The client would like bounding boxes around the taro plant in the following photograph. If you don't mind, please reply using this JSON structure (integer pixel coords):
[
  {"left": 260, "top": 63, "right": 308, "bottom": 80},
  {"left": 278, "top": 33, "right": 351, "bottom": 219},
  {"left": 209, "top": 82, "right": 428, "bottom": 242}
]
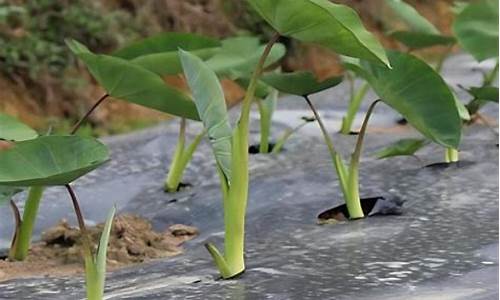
[
  {"left": 0, "top": 133, "right": 114, "bottom": 300},
  {"left": 262, "top": 52, "right": 462, "bottom": 218},
  {"left": 375, "top": 0, "right": 499, "bottom": 163}
]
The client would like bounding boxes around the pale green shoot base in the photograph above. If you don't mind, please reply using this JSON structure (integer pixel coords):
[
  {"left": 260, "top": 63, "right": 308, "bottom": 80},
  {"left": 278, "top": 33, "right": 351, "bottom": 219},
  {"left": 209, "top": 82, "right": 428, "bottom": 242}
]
[
  {"left": 9, "top": 186, "right": 44, "bottom": 261},
  {"left": 445, "top": 148, "right": 459, "bottom": 163},
  {"left": 164, "top": 118, "right": 205, "bottom": 192}
]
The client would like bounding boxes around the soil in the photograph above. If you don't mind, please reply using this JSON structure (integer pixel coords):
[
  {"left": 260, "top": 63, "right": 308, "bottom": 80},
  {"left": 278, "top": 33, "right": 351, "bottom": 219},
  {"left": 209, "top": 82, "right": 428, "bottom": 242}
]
[{"left": 0, "top": 215, "right": 198, "bottom": 282}]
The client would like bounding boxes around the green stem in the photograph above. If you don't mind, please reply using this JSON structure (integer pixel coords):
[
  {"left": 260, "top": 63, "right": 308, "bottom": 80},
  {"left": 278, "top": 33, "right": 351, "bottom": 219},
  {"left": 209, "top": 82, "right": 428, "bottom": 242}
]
[
  {"left": 9, "top": 186, "right": 44, "bottom": 260},
  {"left": 445, "top": 147, "right": 459, "bottom": 163},
  {"left": 257, "top": 99, "right": 271, "bottom": 153},
  {"left": 340, "top": 82, "right": 370, "bottom": 134},
  {"left": 164, "top": 118, "right": 187, "bottom": 192},
  {"left": 347, "top": 100, "right": 380, "bottom": 219},
  {"left": 484, "top": 60, "right": 499, "bottom": 86},
  {"left": 303, "top": 95, "right": 349, "bottom": 195},
  {"left": 65, "top": 184, "right": 100, "bottom": 300},
  {"left": 208, "top": 32, "right": 281, "bottom": 279}
]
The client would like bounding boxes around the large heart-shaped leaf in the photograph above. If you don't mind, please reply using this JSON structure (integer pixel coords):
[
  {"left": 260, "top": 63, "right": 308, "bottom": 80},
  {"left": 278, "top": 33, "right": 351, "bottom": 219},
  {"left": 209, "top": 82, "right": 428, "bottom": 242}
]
[
  {"left": 453, "top": 0, "right": 499, "bottom": 61},
  {"left": 359, "top": 51, "right": 462, "bottom": 148},
  {"left": 0, "top": 135, "right": 109, "bottom": 186},
  {"left": 261, "top": 71, "right": 343, "bottom": 96},
  {"left": 206, "top": 36, "right": 286, "bottom": 78},
  {"left": 113, "top": 33, "right": 221, "bottom": 76},
  {"left": 0, "top": 113, "right": 38, "bottom": 141},
  {"left": 67, "top": 40, "right": 200, "bottom": 121},
  {"left": 248, "top": 0, "right": 390, "bottom": 67},
  {"left": 179, "top": 50, "right": 233, "bottom": 181}
]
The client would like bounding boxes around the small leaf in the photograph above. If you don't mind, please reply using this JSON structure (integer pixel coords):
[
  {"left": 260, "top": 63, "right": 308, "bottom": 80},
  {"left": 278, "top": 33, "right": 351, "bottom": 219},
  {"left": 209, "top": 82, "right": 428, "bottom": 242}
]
[
  {"left": 453, "top": 0, "right": 499, "bottom": 61},
  {"left": 67, "top": 40, "right": 200, "bottom": 120},
  {"left": 95, "top": 206, "right": 116, "bottom": 296},
  {"left": 360, "top": 51, "right": 462, "bottom": 148},
  {"left": 206, "top": 36, "right": 286, "bottom": 78},
  {"left": 384, "top": 0, "right": 440, "bottom": 34},
  {"left": 0, "top": 113, "right": 38, "bottom": 141},
  {"left": 467, "top": 86, "right": 499, "bottom": 103},
  {"left": 0, "top": 135, "right": 109, "bottom": 186},
  {"left": 261, "top": 71, "right": 343, "bottom": 96},
  {"left": 112, "top": 33, "right": 221, "bottom": 76},
  {"left": 389, "top": 31, "right": 456, "bottom": 49},
  {"left": 376, "top": 138, "right": 427, "bottom": 159},
  {"left": 179, "top": 50, "right": 233, "bottom": 182},
  {"left": 454, "top": 95, "right": 471, "bottom": 121},
  {"left": 248, "top": 0, "right": 390, "bottom": 66}
]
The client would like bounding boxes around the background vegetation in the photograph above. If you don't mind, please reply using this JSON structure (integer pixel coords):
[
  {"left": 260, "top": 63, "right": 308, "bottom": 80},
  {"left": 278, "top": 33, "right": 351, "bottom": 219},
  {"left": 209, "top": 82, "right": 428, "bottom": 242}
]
[{"left": 0, "top": 0, "right": 456, "bottom": 136}]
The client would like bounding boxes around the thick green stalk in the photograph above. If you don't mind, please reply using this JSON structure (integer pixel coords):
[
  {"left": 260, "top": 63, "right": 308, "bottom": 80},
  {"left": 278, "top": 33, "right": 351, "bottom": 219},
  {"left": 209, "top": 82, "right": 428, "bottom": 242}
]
[
  {"left": 346, "top": 100, "right": 380, "bottom": 219},
  {"left": 257, "top": 99, "right": 272, "bottom": 153},
  {"left": 445, "top": 147, "right": 459, "bottom": 163},
  {"left": 340, "top": 82, "right": 370, "bottom": 135},
  {"left": 9, "top": 186, "right": 44, "bottom": 260},
  {"left": 303, "top": 95, "right": 349, "bottom": 195},
  {"left": 207, "top": 32, "right": 281, "bottom": 279}
]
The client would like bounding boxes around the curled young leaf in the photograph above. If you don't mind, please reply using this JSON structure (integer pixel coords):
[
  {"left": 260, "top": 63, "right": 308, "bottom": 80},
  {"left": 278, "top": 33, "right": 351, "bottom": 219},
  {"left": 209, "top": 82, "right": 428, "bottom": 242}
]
[{"left": 179, "top": 49, "right": 233, "bottom": 182}]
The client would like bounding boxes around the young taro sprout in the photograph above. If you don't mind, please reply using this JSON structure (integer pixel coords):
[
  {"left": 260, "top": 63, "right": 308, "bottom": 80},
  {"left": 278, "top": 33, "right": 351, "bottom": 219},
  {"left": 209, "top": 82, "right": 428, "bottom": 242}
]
[
  {"left": 265, "top": 52, "right": 462, "bottom": 219},
  {"left": 177, "top": 31, "right": 284, "bottom": 278},
  {"left": 0, "top": 134, "right": 114, "bottom": 300}
]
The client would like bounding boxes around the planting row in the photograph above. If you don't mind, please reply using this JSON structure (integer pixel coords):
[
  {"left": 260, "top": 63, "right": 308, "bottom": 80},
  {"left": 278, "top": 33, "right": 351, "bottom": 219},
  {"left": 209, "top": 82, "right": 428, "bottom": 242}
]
[{"left": 0, "top": 0, "right": 498, "bottom": 299}]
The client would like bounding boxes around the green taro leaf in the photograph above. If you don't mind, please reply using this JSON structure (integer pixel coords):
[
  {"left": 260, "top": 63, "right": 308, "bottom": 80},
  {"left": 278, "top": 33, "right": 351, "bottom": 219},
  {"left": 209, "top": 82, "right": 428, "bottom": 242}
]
[
  {"left": 113, "top": 32, "right": 221, "bottom": 76},
  {"left": 453, "top": 0, "right": 499, "bottom": 61},
  {"left": 468, "top": 86, "right": 499, "bottom": 103},
  {"left": 384, "top": 0, "right": 440, "bottom": 34},
  {"left": 248, "top": 0, "right": 390, "bottom": 67},
  {"left": 0, "top": 135, "right": 109, "bottom": 186},
  {"left": 359, "top": 51, "right": 462, "bottom": 148},
  {"left": 389, "top": 31, "right": 456, "bottom": 49},
  {"left": 376, "top": 138, "right": 427, "bottom": 159},
  {"left": 179, "top": 50, "right": 233, "bottom": 182},
  {"left": 67, "top": 40, "right": 200, "bottom": 121},
  {"left": 0, "top": 186, "right": 23, "bottom": 206},
  {"left": 206, "top": 36, "right": 286, "bottom": 78},
  {"left": 235, "top": 77, "right": 271, "bottom": 99},
  {"left": 0, "top": 113, "right": 38, "bottom": 141},
  {"left": 261, "top": 71, "right": 343, "bottom": 96}
]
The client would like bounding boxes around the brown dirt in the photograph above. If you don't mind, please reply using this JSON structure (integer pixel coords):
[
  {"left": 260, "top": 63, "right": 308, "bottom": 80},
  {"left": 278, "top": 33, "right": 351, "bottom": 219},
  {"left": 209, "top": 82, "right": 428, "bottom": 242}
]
[{"left": 0, "top": 215, "right": 198, "bottom": 282}]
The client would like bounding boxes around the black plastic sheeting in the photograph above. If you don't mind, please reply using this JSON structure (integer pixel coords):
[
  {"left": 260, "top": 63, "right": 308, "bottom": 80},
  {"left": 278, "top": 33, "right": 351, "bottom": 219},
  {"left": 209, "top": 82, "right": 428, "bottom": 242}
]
[{"left": 0, "top": 54, "right": 498, "bottom": 299}]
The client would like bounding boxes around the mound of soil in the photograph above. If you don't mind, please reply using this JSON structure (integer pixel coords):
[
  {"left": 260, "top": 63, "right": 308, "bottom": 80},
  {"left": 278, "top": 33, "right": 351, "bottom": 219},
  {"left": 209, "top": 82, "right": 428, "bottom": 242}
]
[{"left": 0, "top": 215, "right": 198, "bottom": 282}]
